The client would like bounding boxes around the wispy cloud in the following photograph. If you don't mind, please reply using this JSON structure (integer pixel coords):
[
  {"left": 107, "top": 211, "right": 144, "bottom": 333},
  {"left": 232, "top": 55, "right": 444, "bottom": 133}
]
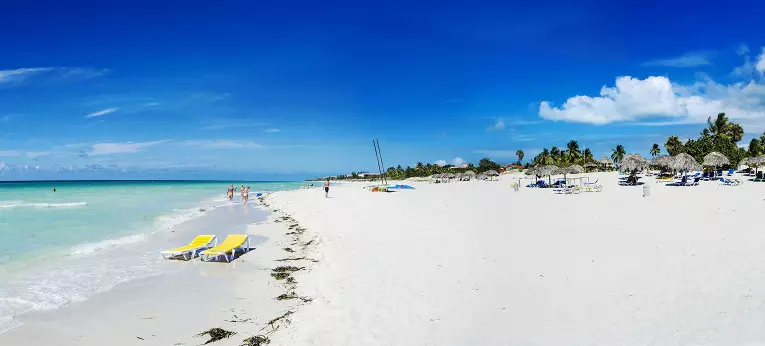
[
  {"left": 434, "top": 159, "right": 447, "bottom": 166},
  {"left": 486, "top": 119, "right": 505, "bottom": 131},
  {"left": 474, "top": 150, "right": 517, "bottom": 158},
  {"left": 641, "top": 52, "right": 712, "bottom": 68},
  {"left": 143, "top": 102, "right": 160, "bottom": 107},
  {"left": 512, "top": 134, "right": 536, "bottom": 142},
  {"left": 264, "top": 128, "right": 281, "bottom": 133},
  {"left": 201, "top": 118, "right": 268, "bottom": 130},
  {"left": 88, "top": 140, "right": 169, "bottom": 156},
  {"left": 452, "top": 157, "right": 466, "bottom": 166},
  {"left": 182, "top": 140, "right": 264, "bottom": 149},
  {"left": 0, "top": 68, "right": 54, "bottom": 84},
  {"left": 0, "top": 150, "right": 22, "bottom": 157},
  {"left": 85, "top": 108, "right": 120, "bottom": 118},
  {"left": 0, "top": 67, "right": 107, "bottom": 85}
]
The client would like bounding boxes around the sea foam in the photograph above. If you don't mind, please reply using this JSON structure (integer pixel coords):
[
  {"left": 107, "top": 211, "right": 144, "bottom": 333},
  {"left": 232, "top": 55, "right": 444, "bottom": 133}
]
[{"left": 0, "top": 200, "right": 87, "bottom": 209}]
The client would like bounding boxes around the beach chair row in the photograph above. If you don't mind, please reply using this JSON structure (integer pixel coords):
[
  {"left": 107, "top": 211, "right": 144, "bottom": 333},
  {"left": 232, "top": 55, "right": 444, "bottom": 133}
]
[{"left": 160, "top": 234, "right": 251, "bottom": 262}]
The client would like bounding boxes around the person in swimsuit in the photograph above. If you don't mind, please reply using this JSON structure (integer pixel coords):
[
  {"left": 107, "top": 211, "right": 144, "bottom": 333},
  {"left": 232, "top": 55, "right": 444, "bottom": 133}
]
[
  {"left": 323, "top": 179, "right": 330, "bottom": 198},
  {"left": 243, "top": 186, "right": 250, "bottom": 204},
  {"left": 227, "top": 184, "right": 234, "bottom": 201}
]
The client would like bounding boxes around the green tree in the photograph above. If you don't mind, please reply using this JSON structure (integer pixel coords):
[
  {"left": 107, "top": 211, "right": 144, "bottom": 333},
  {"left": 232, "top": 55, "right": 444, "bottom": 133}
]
[
  {"left": 583, "top": 148, "right": 594, "bottom": 163},
  {"left": 665, "top": 136, "right": 683, "bottom": 156},
  {"left": 727, "top": 123, "right": 744, "bottom": 143},
  {"left": 516, "top": 149, "right": 524, "bottom": 164},
  {"left": 707, "top": 113, "right": 730, "bottom": 139},
  {"left": 611, "top": 144, "right": 626, "bottom": 164},
  {"left": 550, "top": 146, "right": 561, "bottom": 164},
  {"left": 749, "top": 138, "right": 762, "bottom": 157},
  {"left": 650, "top": 143, "right": 660, "bottom": 157},
  {"left": 566, "top": 140, "right": 581, "bottom": 163},
  {"left": 477, "top": 157, "right": 500, "bottom": 173},
  {"left": 534, "top": 148, "right": 553, "bottom": 166}
]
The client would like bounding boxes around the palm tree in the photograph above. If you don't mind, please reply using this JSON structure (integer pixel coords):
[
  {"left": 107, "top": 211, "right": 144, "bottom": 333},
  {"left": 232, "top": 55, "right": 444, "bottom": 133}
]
[
  {"left": 583, "top": 148, "right": 593, "bottom": 163},
  {"left": 650, "top": 143, "right": 660, "bottom": 157},
  {"left": 516, "top": 149, "right": 524, "bottom": 164},
  {"left": 566, "top": 140, "right": 581, "bottom": 163},
  {"left": 708, "top": 113, "right": 729, "bottom": 138},
  {"left": 611, "top": 144, "right": 626, "bottom": 164},
  {"left": 536, "top": 148, "right": 553, "bottom": 166},
  {"left": 727, "top": 123, "right": 744, "bottom": 142},
  {"left": 665, "top": 136, "right": 683, "bottom": 156},
  {"left": 550, "top": 146, "right": 561, "bottom": 164}
]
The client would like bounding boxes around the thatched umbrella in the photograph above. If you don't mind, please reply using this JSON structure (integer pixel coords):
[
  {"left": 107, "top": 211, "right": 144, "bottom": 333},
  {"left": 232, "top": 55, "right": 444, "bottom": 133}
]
[
  {"left": 650, "top": 155, "right": 674, "bottom": 168},
  {"left": 463, "top": 170, "right": 476, "bottom": 176},
  {"left": 554, "top": 165, "right": 584, "bottom": 185},
  {"left": 670, "top": 153, "right": 702, "bottom": 172},
  {"left": 703, "top": 152, "right": 729, "bottom": 168},
  {"left": 582, "top": 161, "right": 598, "bottom": 172},
  {"left": 525, "top": 166, "right": 540, "bottom": 176},
  {"left": 598, "top": 157, "right": 613, "bottom": 166},
  {"left": 483, "top": 169, "right": 499, "bottom": 181},
  {"left": 619, "top": 154, "right": 649, "bottom": 173},
  {"left": 535, "top": 165, "right": 559, "bottom": 185}
]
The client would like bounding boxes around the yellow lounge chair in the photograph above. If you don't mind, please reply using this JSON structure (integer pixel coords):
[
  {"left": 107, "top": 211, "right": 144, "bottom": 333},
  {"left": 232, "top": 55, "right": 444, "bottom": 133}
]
[
  {"left": 199, "top": 234, "right": 251, "bottom": 262},
  {"left": 161, "top": 235, "right": 217, "bottom": 260}
]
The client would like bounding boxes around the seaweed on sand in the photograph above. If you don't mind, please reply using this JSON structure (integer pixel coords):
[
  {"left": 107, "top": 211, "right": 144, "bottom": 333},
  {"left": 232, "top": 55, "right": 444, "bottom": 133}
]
[
  {"left": 282, "top": 247, "right": 295, "bottom": 253},
  {"left": 196, "top": 328, "right": 236, "bottom": 344},
  {"left": 265, "top": 311, "right": 293, "bottom": 331},
  {"left": 272, "top": 266, "right": 305, "bottom": 273},
  {"left": 270, "top": 272, "right": 290, "bottom": 280},
  {"left": 241, "top": 335, "right": 270, "bottom": 345}
]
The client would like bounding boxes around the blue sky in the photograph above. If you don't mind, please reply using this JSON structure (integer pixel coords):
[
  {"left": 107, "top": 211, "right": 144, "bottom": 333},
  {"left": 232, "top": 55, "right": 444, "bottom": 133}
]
[{"left": 2, "top": 1, "right": 765, "bottom": 180}]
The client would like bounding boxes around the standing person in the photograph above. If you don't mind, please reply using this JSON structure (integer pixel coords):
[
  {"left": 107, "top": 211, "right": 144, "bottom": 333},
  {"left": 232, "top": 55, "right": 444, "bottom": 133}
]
[
  {"left": 227, "top": 184, "right": 234, "bottom": 201},
  {"left": 243, "top": 186, "right": 250, "bottom": 204},
  {"left": 323, "top": 179, "right": 330, "bottom": 198}
]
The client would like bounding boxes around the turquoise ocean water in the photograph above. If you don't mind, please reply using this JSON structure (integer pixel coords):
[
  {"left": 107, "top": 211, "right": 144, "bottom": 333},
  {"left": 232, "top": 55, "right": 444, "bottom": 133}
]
[{"left": 0, "top": 180, "right": 303, "bottom": 333}]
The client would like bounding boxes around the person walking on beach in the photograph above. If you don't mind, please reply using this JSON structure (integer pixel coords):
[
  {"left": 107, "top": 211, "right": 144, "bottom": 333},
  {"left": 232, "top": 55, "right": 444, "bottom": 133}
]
[
  {"left": 243, "top": 186, "right": 250, "bottom": 204},
  {"left": 323, "top": 179, "right": 330, "bottom": 198},
  {"left": 227, "top": 184, "right": 234, "bottom": 201}
]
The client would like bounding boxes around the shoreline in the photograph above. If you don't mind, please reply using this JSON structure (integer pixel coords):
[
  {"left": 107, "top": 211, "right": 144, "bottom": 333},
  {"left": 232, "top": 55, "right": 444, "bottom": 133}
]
[{"left": 0, "top": 189, "right": 321, "bottom": 345}]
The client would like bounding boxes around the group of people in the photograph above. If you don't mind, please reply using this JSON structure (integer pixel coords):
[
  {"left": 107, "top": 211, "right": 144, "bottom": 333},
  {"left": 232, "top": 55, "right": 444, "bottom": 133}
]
[{"left": 227, "top": 184, "right": 251, "bottom": 203}]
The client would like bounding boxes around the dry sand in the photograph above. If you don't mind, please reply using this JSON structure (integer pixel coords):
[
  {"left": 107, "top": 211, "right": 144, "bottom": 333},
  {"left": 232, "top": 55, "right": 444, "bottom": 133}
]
[
  {"left": 4, "top": 172, "right": 765, "bottom": 345},
  {"left": 267, "top": 173, "right": 765, "bottom": 345}
]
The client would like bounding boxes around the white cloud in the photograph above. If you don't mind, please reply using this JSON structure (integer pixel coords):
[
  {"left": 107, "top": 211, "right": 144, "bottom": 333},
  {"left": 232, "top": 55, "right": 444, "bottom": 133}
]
[
  {"left": 452, "top": 157, "right": 466, "bottom": 166},
  {"left": 0, "top": 67, "right": 106, "bottom": 85},
  {"left": 264, "top": 128, "right": 281, "bottom": 133},
  {"left": 182, "top": 140, "right": 264, "bottom": 149},
  {"left": 85, "top": 108, "right": 119, "bottom": 118},
  {"left": 539, "top": 69, "right": 765, "bottom": 128},
  {"left": 143, "top": 102, "right": 160, "bottom": 107},
  {"left": 434, "top": 160, "right": 447, "bottom": 166},
  {"left": 88, "top": 140, "right": 168, "bottom": 156},
  {"left": 641, "top": 52, "right": 712, "bottom": 68},
  {"left": 0, "top": 150, "right": 22, "bottom": 157},
  {"left": 487, "top": 119, "right": 505, "bottom": 131},
  {"left": 26, "top": 151, "right": 52, "bottom": 159},
  {"left": 756, "top": 47, "right": 765, "bottom": 75},
  {"left": 0, "top": 68, "right": 54, "bottom": 84}
]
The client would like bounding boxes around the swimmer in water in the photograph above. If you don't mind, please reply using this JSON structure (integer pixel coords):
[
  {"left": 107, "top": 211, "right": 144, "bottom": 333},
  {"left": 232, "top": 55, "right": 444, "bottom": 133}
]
[
  {"left": 52, "top": 188, "right": 56, "bottom": 192},
  {"left": 227, "top": 184, "right": 234, "bottom": 201}
]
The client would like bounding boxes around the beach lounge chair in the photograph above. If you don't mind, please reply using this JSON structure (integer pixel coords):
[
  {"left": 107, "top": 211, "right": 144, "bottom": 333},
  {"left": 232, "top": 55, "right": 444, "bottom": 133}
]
[
  {"left": 161, "top": 235, "right": 217, "bottom": 260},
  {"left": 199, "top": 234, "right": 251, "bottom": 262},
  {"left": 728, "top": 168, "right": 735, "bottom": 176},
  {"left": 720, "top": 178, "right": 741, "bottom": 186}
]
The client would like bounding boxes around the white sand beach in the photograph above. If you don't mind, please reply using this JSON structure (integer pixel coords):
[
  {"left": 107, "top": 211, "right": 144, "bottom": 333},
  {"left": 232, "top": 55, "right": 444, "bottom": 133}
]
[{"left": 4, "top": 172, "right": 765, "bottom": 345}]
